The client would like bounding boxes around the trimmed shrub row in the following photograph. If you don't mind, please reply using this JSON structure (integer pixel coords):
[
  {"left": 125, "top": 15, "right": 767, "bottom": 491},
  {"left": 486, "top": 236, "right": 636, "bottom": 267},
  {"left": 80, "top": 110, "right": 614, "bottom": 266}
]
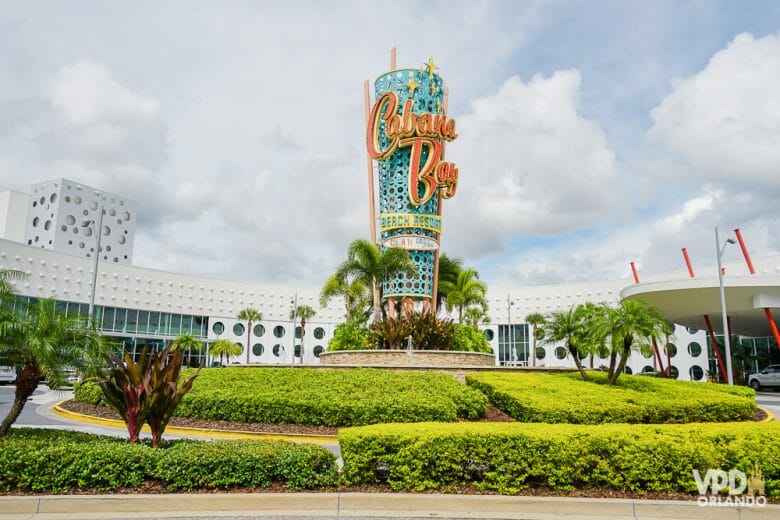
[
  {"left": 466, "top": 372, "right": 756, "bottom": 424},
  {"left": 75, "top": 367, "right": 488, "bottom": 426},
  {"left": 0, "top": 429, "right": 337, "bottom": 493},
  {"left": 339, "top": 421, "right": 780, "bottom": 497}
]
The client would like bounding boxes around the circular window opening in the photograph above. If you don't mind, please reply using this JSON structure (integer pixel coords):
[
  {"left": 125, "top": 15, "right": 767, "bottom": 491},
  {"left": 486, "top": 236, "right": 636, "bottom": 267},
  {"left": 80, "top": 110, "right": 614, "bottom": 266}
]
[
  {"left": 535, "top": 346, "right": 546, "bottom": 360},
  {"left": 484, "top": 329, "right": 494, "bottom": 341},
  {"left": 118, "top": 235, "right": 126, "bottom": 245},
  {"left": 65, "top": 215, "right": 76, "bottom": 225},
  {"left": 60, "top": 225, "right": 67, "bottom": 232},
  {"left": 624, "top": 366, "right": 633, "bottom": 375},
  {"left": 687, "top": 342, "right": 702, "bottom": 357},
  {"left": 65, "top": 196, "right": 71, "bottom": 203},
  {"left": 89, "top": 200, "right": 97, "bottom": 210},
  {"left": 294, "top": 345, "right": 302, "bottom": 357},
  {"left": 123, "top": 211, "right": 131, "bottom": 221},
  {"left": 82, "top": 209, "right": 88, "bottom": 216},
  {"left": 273, "top": 326, "right": 285, "bottom": 338},
  {"left": 664, "top": 343, "right": 678, "bottom": 358},
  {"left": 83, "top": 227, "right": 92, "bottom": 237},
  {"left": 32, "top": 217, "right": 39, "bottom": 227},
  {"left": 272, "top": 344, "right": 284, "bottom": 357},
  {"left": 686, "top": 327, "right": 699, "bottom": 335},
  {"left": 233, "top": 323, "right": 245, "bottom": 336},
  {"left": 74, "top": 196, "right": 82, "bottom": 205},
  {"left": 313, "top": 327, "right": 325, "bottom": 340},
  {"left": 642, "top": 365, "right": 654, "bottom": 373},
  {"left": 102, "top": 225, "right": 110, "bottom": 236},
  {"left": 554, "top": 346, "right": 566, "bottom": 360},
  {"left": 39, "top": 196, "right": 45, "bottom": 205},
  {"left": 253, "top": 324, "right": 265, "bottom": 337},
  {"left": 313, "top": 346, "right": 324, "bottom": 358},
  {"left": 78, "top": 242, "right": 85, "bottom": 249},
  {"left": 689, "top": 365, "right": 704, "bottom": 381},
  {"left": 234, "top": 343, "right": 244, "bottom": 355},
  {"left": 50, "top": 193, "right": 57, "bottom": 203},
  {"left": 669, "top": 366, "right": 679, "bottom": 379},
  {"left": 109, "top": 208, "right": 116, "bottom": 216},
  {"left": 212, "top": 321, "right": 225, "bottom": 335},
  {"left": 295, "top": 326, "right": 303, "bottom": 339},
  {"left": 252, "top": 343, "right": 264, "bottom": 356}
]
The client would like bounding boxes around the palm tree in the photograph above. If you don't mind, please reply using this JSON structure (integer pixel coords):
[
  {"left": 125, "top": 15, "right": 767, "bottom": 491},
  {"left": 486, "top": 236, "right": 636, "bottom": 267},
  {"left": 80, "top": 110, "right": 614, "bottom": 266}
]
[
  {"left": 540, "top": 306, "right": 592, "bottom": 381},
  {"left": 237, "top": 308, "right": 262, "bottom": 364},
  {"left": 320, "top": 273, "right": 372, "bottom": 322},
  {"left": 435, "top": 253, "right": 462, "bottom": 312},
  {"left": 209, "top": 339, "right": 242, "bottom": 366},
  {"left": 171, "top": 333, "right": 204, "bottom": 367},
  {"left": 336, "top": 239, "right": 417, "bottom": 322},
  {"left": 0, "top": 298, "right": 106, "bottom": 436},
  {"left": 525, "top": 312, "right": 546, "bottom": 368},
  {"left": 290, "top": 305, "right": 316, "bottom": 363},
  {"left": 602, "top": 299, "right": 666, "bottom": 385},
  {"left": 439, "top": 268, "right": 488, "bottom": 323},
  {"left": 463, "top": 307, "right": 490, "bottom": 327},
  {"left": 0, "top": 269, "right": 24, "bottom": 303}
]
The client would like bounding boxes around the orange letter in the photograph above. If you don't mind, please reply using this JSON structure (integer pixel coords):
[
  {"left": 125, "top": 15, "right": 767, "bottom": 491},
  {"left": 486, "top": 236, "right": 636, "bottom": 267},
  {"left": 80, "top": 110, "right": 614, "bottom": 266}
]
[
  {"left": 400, "top": 137, "right": 442, "bottom": 205},
  {"left": 366, "top": 92, "right": 399, "bottom": 160}
]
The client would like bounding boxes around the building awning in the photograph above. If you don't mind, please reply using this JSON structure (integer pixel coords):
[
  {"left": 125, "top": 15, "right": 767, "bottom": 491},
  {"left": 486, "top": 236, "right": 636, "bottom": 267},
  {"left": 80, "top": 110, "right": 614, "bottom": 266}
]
[{"left": 621, "top": 276, "right": 780, "bottom": 337}]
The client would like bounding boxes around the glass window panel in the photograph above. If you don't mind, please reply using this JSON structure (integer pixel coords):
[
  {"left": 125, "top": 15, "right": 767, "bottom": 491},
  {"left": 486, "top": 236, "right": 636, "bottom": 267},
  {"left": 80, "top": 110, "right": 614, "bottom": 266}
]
[
  {"left": 137, "top": 311, "right": 149, "bottom": 334},
  {"left": 159, "top": 313, "right": 170, "bottom": 336},
  {"left": 101, "top": 307, "right": 115, "bottom": 331},
  {"left": 114, "top": 308, "right": 127, "bottom": 333},
  {"left": 148, "top": 312, "right": 160, "bottom": 335},
  {"left": 55, "top": 300, "right": 68, "bottom": 316},
  {"left": 181, "top": 315, "right": 193, "bottom": 335},
  {"left": 125, "top": 309, "right": 139, "bottom": 334},
  {"left": 169, "top": 314, "right": 183, "bottom": 335},
  {"left": 193, "top": 316, "right": 205, "bottom": 338}
]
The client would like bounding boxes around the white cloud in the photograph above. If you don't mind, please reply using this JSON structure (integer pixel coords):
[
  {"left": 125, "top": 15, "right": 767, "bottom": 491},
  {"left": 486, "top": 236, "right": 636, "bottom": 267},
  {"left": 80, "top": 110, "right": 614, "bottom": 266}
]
[{"left": 445, "top": 70, "right": 623, "bottom": 258}]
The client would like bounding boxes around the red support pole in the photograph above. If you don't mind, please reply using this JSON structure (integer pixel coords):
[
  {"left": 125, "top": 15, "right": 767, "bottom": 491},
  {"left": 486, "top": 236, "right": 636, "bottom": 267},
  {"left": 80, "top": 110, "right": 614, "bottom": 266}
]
[
  {"left": 682, "top": 248, "right": 695, "bottom": 278},
  {"left": 703, "top": 314, "right": 728, "bottom": 383},
  {"left": 765, "top": 308, "right": 780, "bottom": 352},
  {"left": 734, "top": 228, "right": 756, "bottom": 274},
  {"left": 652, "top": 338, "right": 666, "bottom": 377},
  {"left": 630, "top": 262, "right": 640, "bottom": 283}
]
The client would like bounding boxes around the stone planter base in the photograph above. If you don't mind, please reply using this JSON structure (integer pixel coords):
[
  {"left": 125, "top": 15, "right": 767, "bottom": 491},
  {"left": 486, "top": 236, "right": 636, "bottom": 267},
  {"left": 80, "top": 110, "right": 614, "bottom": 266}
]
[{"left": 318, "top": 349, "right": 495, "bottom": 367}]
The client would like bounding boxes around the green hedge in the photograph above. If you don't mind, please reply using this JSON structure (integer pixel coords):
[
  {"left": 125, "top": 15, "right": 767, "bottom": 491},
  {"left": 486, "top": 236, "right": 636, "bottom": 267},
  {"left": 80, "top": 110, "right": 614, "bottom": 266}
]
[
  {"left": 76, "top": 368, "right": 488, "bottom": 426},
  {"left": 339, "top": 421, "right": 780, "bottom": 497},
  {"left": 0, "top": 429, "right": 337, "bottom": 493},
  {"left": 73, "top": 380, "right": 104, "bottom": 405},
  {"left": 466, "top": 372, "right": 756, "bottom": 424}
]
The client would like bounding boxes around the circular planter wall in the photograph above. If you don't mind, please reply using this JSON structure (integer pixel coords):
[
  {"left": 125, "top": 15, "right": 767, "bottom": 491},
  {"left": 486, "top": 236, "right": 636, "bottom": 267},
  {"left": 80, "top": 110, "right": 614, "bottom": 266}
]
[{"left": 319, "top": 349, "right": 495, "bottom": 367}]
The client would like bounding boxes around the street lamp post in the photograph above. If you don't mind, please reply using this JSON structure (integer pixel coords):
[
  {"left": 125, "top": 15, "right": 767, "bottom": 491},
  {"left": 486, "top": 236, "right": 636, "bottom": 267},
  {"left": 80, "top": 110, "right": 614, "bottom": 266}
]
[
  {"left": 290, "top": 292, "right": 298, "bottom": 365},
  {"left": 715, "top": 226, "right": 736, "bottom": 385},
  {"left": 82, "top": 206, "right": 105, "bottom": 325}
]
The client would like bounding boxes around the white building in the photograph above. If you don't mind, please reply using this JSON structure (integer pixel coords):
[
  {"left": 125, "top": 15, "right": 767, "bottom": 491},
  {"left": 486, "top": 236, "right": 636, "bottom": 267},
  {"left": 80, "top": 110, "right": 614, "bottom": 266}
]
[{"left": 1, "top": 179, "right": 778, "bottom": 381}]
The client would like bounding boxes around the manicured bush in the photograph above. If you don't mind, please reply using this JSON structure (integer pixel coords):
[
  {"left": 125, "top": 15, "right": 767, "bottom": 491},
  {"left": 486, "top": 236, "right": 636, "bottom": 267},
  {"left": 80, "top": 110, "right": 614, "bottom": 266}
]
[
  {"left": 77, "top": 368, "right": 488, "bottom": 426},
  {"left": 450, "top": 325, "right": 492, "bottom": 353},
  {"left": 328, "top": 320, "right": 373, "bottom": 351},
  {"left": 467, "top": 372, "right": 756, "bottom": 424},
  {"left": 339, "top": 421, "right": 780, "bottom": 497},
  {"left": 0, "top": 428, "right": 337, "bottom": 493},
  {"left": 73, "top": 379, "right": 104, "bottom": 405}
]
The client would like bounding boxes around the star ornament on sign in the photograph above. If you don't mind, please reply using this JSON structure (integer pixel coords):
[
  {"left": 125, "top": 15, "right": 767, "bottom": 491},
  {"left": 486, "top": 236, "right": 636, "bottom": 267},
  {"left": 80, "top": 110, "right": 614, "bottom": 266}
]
[
  {"left": 424, "top": 56, "right": 437, "bottom": 78},
  {"left": 405, "top": 77, "right": 420, "bottom": 96}
]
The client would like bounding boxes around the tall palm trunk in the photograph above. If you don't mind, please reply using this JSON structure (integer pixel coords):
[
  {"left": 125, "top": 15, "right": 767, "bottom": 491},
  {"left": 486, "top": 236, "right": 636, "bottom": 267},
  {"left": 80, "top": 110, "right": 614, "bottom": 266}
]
[
  {"left": 568, "top": 343, "right": 589, "bottom": 381},
  {"left": 531, "top": 327, "right": 536, "bottom": 367},
  {"left": 246, "top": 321, "right": 252, "bottom": 364},
  {"left": 608, "top": 336, "right": 633, "bottom": 385},
  {"left": 0, "top": 365, "right": 39, "bottom": 437},
  {"left": 372, "top": 278, "right": 382, "bottom": 323}
]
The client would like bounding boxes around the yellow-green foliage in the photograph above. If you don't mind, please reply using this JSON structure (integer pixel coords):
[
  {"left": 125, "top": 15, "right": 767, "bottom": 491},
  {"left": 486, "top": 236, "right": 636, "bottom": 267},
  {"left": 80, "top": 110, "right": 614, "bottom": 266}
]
[
  {"left": 0, "top": 428, "right": 337, "bottom": 493},
  {"left": 76, "top": 367, "right": 488, "bottom": 426},
  {"left": 339, "top": 421, "right": 780, "bottom": 496},
  {"left": 466, "top": 372, "right": 756, "bottom": 423}
]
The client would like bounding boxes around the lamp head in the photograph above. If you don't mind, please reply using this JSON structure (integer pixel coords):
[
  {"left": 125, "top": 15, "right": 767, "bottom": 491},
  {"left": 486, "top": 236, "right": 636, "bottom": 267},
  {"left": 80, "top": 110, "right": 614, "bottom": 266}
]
[{"left": 726, "top": 238, "right": 737, "bottom": 244}]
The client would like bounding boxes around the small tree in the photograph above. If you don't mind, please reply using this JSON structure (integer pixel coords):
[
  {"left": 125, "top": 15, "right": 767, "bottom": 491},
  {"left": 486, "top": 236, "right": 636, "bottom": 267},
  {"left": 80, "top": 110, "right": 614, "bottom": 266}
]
[
  {"left": 541, "top": 306, "right": 591, "bottom": 381},
  {"left": 210, "top": 339, "right": 242, "bottom": 366},
  {"left": 602, "top": 299, "right": 666, "bottom": 385},
  {"left": 171, "top": 333, "right": 204, "bottom": 367},
  {"left": 237, "top": 308, "right": 262, "bottom": 364},
  {"left": 440, "top": 268, "right": 488, "bottom": 323},
  {"left": 290, "top": 305, "right": 316, "bottom": 363},
  {"left": 320, "top": 273, "right": 371, "bottom": 322}
]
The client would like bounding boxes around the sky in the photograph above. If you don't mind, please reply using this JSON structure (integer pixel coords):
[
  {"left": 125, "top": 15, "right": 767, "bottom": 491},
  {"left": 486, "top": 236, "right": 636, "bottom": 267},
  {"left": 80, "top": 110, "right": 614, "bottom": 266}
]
[{"left": 1, "top": 0, "right": 779, "bottom": 289}]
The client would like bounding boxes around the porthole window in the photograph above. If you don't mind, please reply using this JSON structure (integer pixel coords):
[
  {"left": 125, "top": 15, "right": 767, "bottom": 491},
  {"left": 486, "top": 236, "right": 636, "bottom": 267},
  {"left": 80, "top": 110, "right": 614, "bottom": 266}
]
[
  {"left": 89, "top": 200, "right": 98, "bottom": 210},
  {"left": 554, "top": 346, "right": 566, "bottom": 360},
  {"left": 109, "top": 208, "right": 116, "bottom": 216},
  {"left": 60, "top": 225, "right": 67, "bottom": 232},
  {"left": 74, "top": 196, "right": 82, "bottom": 204},
  {"left": 233, "top": 323, "right": 245, "bottom": 336},
  {"left": 624, "top": 366, "right": 633, "bottom": 375},
  {"left": 686, "top": 327, "right": 699, "bottom": 335},
  {"left": 669, "top": 366, "right": 679, "bottom": 379},
  {"left": 294, "top": 345, "right": 302, "bottom": 357},
  {"left": 253, "top": 324, "right": 265, "bottom": 337},
  {"left": 687, "top": 342, "right": 702, "bottom": 357},
  {"left": 313, "top": 327, "right": 325, "bottom": 339},
  {"left": 32, "top": 217, "right": 39, "bottom": 227},
  {"left": 313, "top": 346, "right": 324, "bottom": 358},
  {"left": 83, "top": 226, "right": 92, "bottom": 237},
  {"left": 234, "top": 343, "right": 244, "bottom": 355},
  {"left": 252, "top": 343, "right": 264, "bottom": 356},
  {"left": 212, "top": 321, "right": 225, "bottom": 335},
  {"left": 689, "top": 365, "right": 704, "bottom": 381},
  {"left": 272, "top": 344, "right": 284, "bottom": 357},
  {"left": 295, "top": 326, "right": 303, "bottom": 338},
  {"left": 44, "top": 220, "right": 51, "bottom": 230},
  {"left": 484, "top": 329, "right": 494, "bottom": 341},
  {"left": 273, "top": 325, "right": 285, "bottom": 338},
  {"left": 118, "top": 235, "right": 126, "bottom": 245},
  {"left": 664, "top": 343, "right": 677, "bottom": 358},
  {"left": 535, "top": 347, "right": 546, "bottom": 360},
  {"left": 102, "top": 225, "right": 111, "bottom": 236},
  {"left": 50, "top": 193, "right": 57, "bottom": 203},
  {"left": 65, "top": 215, "right": 75, "bottom": 225},
  {"left": 642, "top": 365, "right": 654, "bottom": 373}
]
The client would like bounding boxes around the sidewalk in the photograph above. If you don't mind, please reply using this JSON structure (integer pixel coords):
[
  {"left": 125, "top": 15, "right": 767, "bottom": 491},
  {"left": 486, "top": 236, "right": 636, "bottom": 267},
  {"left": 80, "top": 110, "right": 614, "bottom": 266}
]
[{"left": 1, "top": 493, "right": 777, "bottom": 520}]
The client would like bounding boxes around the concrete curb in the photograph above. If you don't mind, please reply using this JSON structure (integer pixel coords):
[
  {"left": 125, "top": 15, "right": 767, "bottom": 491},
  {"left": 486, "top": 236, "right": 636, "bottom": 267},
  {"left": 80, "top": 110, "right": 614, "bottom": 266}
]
[
  {"left": 52, "top": 400, "right": 338, "bottom": 444},
  {"left": 758, "top": 405, "right": 775, "bottom": 422},
  {"left": 0, "top": 493, "right": 777, "bottom": 519}
]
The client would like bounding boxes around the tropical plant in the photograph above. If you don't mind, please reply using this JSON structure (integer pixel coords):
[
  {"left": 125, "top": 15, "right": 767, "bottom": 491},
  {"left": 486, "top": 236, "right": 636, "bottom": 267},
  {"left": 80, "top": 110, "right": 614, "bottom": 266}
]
[
  {"left": 450, "top": 324, "right": 493, "bottom": 353},
  {"left": 525, "top": 312, "right": 546, "bottom": 368},
  {"left": 0, "top": 298, "right": 106, "bottom": 436},
  {"left": 540, "top": 306, "right": 592, "bottom": 381},
  {"left": 0, "top": 268, "right": 24, "bottom": 302},
  {"left": 407, "top": 312, "right": 458, "bottom": 350},
  {"left": 335, "top": 239, "right": 417, "bottom": 322},
  {"left": 290, "top": 304, "right": 316, "bottom": 363},
  {"left": 463, "top": 307, "right": 491, "bottom": 327},
  {"left": 439, "top": 268, "right": 488, "bottom": 323},
  {"left": 97, "top": 344, "right": 199, "bottom": 447},
  {"left": 171, "top": 333, "right": 204, "bottom": 367},
  {"left": 209, "top": 339, "right": 242, "bottom": 366},
  {"left": 327, "top": 319, "right": 374, "bottom": 351},
  {"left": 237, "top": 308, "right": 262, "bottom": 364},
  {"left": 369, "top": 316, "right": 413, "bottom": 350},
  {"left": 320, "top": 273, "right": 372, "bottom": 322},
  {"left": 435, "top": 253, "right": 462, "bottom": 312}
]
